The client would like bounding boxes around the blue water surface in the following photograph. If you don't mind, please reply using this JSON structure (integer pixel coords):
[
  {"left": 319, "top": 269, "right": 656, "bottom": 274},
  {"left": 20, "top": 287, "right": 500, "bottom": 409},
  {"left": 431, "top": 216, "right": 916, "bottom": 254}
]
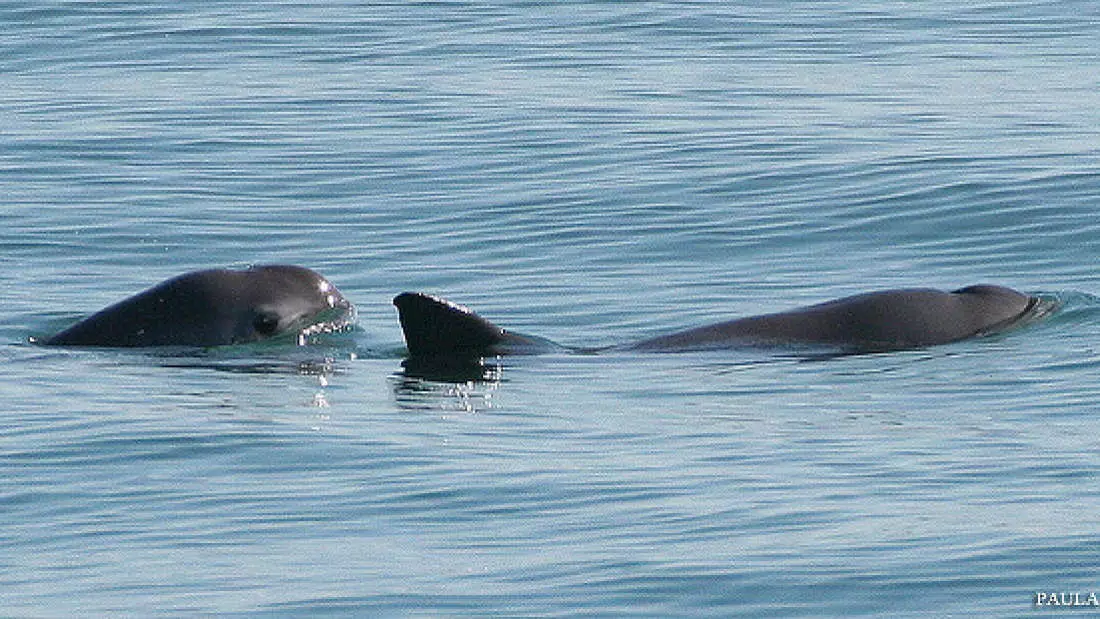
[{"left": 3, "top": 1, "right": 1100, "bottom": 616}]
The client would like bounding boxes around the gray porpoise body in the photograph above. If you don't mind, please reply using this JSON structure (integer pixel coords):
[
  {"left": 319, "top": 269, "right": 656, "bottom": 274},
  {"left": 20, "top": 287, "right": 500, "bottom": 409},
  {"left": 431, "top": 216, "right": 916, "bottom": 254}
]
[
  {"left": 393, "top": 285, "right": 1039, "bottom": 358},
  {"left": 630, "top": 285, "right": 1036, "bottom": 352},
  {"left": 46, "top": 265, "right": 353, "bottom": 347}
]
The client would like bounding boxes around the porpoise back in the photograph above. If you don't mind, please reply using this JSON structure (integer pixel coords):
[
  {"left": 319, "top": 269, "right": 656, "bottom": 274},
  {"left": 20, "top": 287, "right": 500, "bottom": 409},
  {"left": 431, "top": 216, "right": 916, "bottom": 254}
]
[{"left": 632, "top": 285, "right": 1037, "bottom": 352}]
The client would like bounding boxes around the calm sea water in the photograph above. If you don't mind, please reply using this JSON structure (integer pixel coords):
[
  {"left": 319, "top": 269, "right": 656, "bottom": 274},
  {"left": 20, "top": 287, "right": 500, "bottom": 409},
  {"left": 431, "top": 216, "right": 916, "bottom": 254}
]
[{"left": 3, "top": 1, "right": 1100, "bottom": 615}]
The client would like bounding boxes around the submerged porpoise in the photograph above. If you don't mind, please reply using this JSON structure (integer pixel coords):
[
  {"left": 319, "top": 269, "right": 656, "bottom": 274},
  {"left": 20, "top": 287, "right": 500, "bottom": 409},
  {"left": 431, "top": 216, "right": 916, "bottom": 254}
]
[
  {"left": 393, "top": 285, "right": 1043, "bottom": 359},
  {"left": 45, "top": 265, "right": 353, "bottom": 347}
]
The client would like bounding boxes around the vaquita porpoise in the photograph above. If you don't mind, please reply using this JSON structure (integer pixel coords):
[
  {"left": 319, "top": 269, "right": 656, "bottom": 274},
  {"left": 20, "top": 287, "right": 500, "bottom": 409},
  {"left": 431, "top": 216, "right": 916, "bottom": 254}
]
[{"left": 393, "top": 285, "right": 1045, "bottom": 358}]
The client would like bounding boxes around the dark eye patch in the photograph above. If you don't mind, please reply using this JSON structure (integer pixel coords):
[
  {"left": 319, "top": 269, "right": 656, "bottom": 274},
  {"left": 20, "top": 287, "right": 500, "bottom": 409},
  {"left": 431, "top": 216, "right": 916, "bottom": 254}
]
[{"left": 252, "top": 312, "right": 281, "bottom": 337}]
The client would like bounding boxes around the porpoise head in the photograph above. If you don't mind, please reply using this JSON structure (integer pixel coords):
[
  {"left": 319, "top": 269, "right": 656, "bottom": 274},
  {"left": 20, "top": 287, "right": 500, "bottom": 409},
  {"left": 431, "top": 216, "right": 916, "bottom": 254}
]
[
  {"left": 45, "top": 265, "right": 355, "bottom": 348},
  {"left": 950, "top": 284, "right": 1037, "bottom": 335},
  {"left": 233, "top": 265, "right": 355, "bottom": 344}
]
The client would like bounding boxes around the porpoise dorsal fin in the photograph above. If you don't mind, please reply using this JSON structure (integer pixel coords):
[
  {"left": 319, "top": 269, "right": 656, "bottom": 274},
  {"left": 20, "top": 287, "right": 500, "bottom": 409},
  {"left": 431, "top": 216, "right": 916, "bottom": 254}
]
[{"left": 393, "top": 292, "right": 506, "bottom": 357}]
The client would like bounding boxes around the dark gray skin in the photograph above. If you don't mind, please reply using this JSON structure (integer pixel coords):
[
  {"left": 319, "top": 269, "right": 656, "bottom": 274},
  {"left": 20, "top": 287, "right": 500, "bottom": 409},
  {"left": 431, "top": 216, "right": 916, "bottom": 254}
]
[
  {"left": 393, "top": 285, "right": 1040, "bottom": 359},
  {"left": 46, "top": 265, "right": 353, "bottom": 348}
]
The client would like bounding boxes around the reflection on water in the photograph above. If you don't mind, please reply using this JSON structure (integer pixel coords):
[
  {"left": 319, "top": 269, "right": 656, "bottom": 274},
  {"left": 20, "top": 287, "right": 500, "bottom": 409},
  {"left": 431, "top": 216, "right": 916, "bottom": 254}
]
[
  {"left": 391, "top": 357, "right": 503, "bottom": 413},
  {"left": 157, "top": 356, "right": 342, "bottom": 377},
  {"left": 397, "top": 355, "right": 504, "bottom": 383}
]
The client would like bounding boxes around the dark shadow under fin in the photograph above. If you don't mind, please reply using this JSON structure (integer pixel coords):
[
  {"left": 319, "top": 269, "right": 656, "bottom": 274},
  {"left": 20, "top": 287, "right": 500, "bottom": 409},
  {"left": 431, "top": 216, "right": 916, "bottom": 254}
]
[{"left": 399, "top": 355, "right": 503, "bottom": 383}]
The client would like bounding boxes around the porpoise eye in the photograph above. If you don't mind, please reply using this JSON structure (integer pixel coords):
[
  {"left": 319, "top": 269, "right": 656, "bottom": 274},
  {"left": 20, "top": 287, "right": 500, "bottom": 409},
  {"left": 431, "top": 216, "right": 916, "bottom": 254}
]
[{"left": 252, "top": 312, "right": 281, "bottom": 337}]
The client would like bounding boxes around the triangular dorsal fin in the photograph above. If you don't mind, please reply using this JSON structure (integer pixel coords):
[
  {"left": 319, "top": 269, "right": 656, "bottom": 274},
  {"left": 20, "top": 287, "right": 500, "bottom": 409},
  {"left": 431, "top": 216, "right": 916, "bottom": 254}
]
[{"left": 392, "top": 292, "right": 506, "bottom": 357}]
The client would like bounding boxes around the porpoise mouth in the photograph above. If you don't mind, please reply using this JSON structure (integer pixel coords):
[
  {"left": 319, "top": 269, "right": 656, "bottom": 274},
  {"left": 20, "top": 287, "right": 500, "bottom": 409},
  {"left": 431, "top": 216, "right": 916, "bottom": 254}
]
[
  {"left": 990, "top": 294, "right": 1060, "bottom": 333},
  {"left": 295, "top": 294, "right": 357, "bottom": 345}
]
